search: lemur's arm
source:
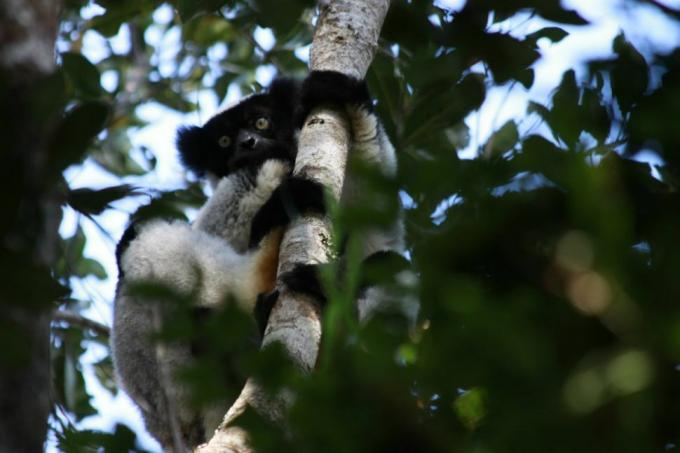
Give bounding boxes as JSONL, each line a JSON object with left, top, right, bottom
{"left": 248, "top": 70, "right": 379, "bottom": 248}
{"left": 249, "top": 71, "right": 406, "bottom": 310}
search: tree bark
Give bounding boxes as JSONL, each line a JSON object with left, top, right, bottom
{"left": 197, "top": 1, "right": 390, "bottom": 451}
{"left": 0, "top": 1, "right": 62, "bottom": 452}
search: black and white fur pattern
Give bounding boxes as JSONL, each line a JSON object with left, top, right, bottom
{"left": 111, "top": 71, "right": 413, "bottom": 451}
{"left": 112, "top": 160, "right": 290, "bottom": 450}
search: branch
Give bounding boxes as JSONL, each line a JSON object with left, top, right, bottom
{"left": 52, "top": 310, "right": 110, "bottom": 337}
{"left": 197, "top": 1, "right": 390, "bottom": 451}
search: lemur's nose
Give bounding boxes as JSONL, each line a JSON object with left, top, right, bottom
{"left": 238, "top": 132, "right": 257, "bottom": 149}
{"left": 242, "top": 137, "right": 256, "bottom": 148}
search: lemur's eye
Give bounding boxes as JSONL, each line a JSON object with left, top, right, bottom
{"left": 218, "top": 135, "right": 231, "bottom": 148}
{"left": 254, "top": 117, "right": 270, "bottom": 130}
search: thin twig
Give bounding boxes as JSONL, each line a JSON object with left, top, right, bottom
{"left": 52, "top": 310, "right": 110, "bottom": 337}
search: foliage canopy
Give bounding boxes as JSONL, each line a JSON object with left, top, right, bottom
{"left": 4, "top": 0, "right": 680, "bottom": 451}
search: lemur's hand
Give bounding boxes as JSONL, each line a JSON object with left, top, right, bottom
{"left": 248, "top": 176, "right": 326, "bottom": 248}
{"left": 297, "top": 70, "right": 372, "bottom": 126}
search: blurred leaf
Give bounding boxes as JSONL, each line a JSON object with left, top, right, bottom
{"left": 453, "top": 387, "right": 487, "bottom": 431}
{"left": 182, "top": 14, "right": 236, "bottom": 46}
{"left": 175, "top": 0, "right": 226, "bottom": 21}
{"left": 88, "top": 3, "right": 146, "bottom": 37}
{"left": 67, "top": 184, "right": 140, "bottom": 215}
{"left": 611, "top": 32, "right": 649, "bottom": 113}
{"left": 93, "top": 356, "right": 117, "bottom": 396}
{"left": 549, "top": 69, "right": 581, "bottom": 146}
{"left": 77, "top": 258, "right": 108, "bottom": 280}
{"left": 486, "top": 120, "right": 519, "bottom": 156}
{"left": 367, "top": 53, "right": 405, "bottom": 140}
{"left": 250, "top": 0, "right": 311, "bottom": 34}
{"left": 56, "top": 226, "right": 108, "bottom": 280}
{"left": 52, "top": 326, "right": 96, "bottom": 421}
{"left": 61, "top": 52, "right": 103, "bottom": 99}
{"left": 148, "top": 79, "right": 196, "bottom": 112}
{"left": 581, "top": 87, "right": 610, "bottom": 143}
{"left": 382, "top": 1, "right": 437, "bottom": 52}
{"left": 47, "top": 101, "right": 111, "bottom": 180}
{"left": 516, "top": 134, "right": 574, "bottom": 188}
{"left": 128, "top": 185, "right": 206, "bottom": 225}
{"left": 57, "top": 423, "right": 149, "bottom": 453}
{"left": 526, "top": 26, "right": 569, "bottom": 46}
{"left": 90, "top": 129, "right": 148, "bottom": 177}
{"left": 405, "top": 73, "right": 485, "bottom": 148}
{"left": 214, "top": 71, "right": 239, "bottom": 103}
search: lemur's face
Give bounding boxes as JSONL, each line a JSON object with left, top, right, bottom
{"left": 176, "top": 78, "right": 300, "bottom": 178}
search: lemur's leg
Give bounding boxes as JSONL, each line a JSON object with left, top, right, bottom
{"left": 252, "top": 72, "right": 410, "bottom": 323}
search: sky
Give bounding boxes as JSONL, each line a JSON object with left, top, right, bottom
{"left": 53, "top": 1, "right": 680, "bottom": 451}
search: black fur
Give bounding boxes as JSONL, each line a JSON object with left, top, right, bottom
{"left": 280, "top": 264, "right": 328, "bottom": 305}
{"left": 248, "top": 176, "right": 327, "bottom": 248}
{"left": 176, "top": 78, "right": 301, "bottom": 178}
{"left": 278, "top": 251, "right": 411, "bottom": 305}
{"left": 115, "top": 222, "right": 140, "bottom": 276}
{"left": 297, "top": 70, "right": 372, "bottom": 127}
{"left": 254, "top": 290, "right": 279, "bottom": 338}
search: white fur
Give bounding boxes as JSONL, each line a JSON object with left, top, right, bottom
{"left": 113, "top": 159, "right": 291, "bottom": 450}
{"left": 194, "top": 160, "right": 291, "bottom": 252}
{"left": 121, "top": 220, "right": 259, "bottom": 311}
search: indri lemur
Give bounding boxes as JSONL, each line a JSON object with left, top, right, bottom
{"left": 111, "top": 71, "right": 407, "bottom": 450}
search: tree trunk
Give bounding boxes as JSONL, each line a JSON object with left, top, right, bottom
{"left": 197, "top": 1, "right": 390, "bottom": 451}
{"left": 0, "top": 1, "right": 63, "bottom": 452}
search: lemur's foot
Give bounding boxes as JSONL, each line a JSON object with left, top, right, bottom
{"left": 249, "top": 176, "right": 326, "bottom": 248}
{"left": 298, "top": 70, "right": 372, "bottom": 126}
{"left": 254, "top": 290, "right": 279, "bottom": 338}
{"left": 280, "top": 264, "right": 328, "bottom": 305}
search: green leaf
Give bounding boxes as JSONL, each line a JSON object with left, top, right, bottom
{"left": 214, "top": 72, "right": 239, "bottom": 104}
{"left": 535, "top": 5, "right": 588, "bottom": 25}
{"left": 527, "top": 101, "right": 550, "bottom": 123}
{"left": 250, "top": 0, "right": 310, "bottom": 34}
{"left": 90, "top": 128, "right": 148, "bottom": 177}
{"left": 61, "top": 52, "right": 102, "bottom": 99}
{"left": 47, "top": 101, "right": 111, "bottom": 180}
{"left": 175, "top": 0, "right": 226, "bottom": 22}
{"left": 516, "top": 134, "right": 572, "bottom": 187}
{"left": 76, "top": 258, "right": 108, "bottom": 280}
{"left": 182, "top": 14, "right": 236, "bottom": 46}
{"left": 611, "top": 32, "right": 649, "bottom": 112}
{"left": 549, "top": 69, "right": 581, "bottom": 146}
{"left": 93, "top": 356, "right": 117, "bottom": 396}
{"left": 405, "top": 73, "right": 485, "bottom": 148}
{"left": 453, "top": 387, "right": 487, "bottom": 431}
{"left": 67, "top": 184, "right": 140, "bottom": 216}
{"left": 367, "top": 53, "right": 404, "bottom": 140}
{"left": 128, "top": 185, "right": 207, "bottom": 225}
{"left": 52, "top": 326, "right": 97, "bottom": 421}
{"left": 88, "top": 3, "right": 147, "bottom": 37}
{"left": 148, "top": 80, "right": 196, "bottom": 112}
{"left": 486, "top": 120, "right": 519, "bottom": 156}
{"left": 581, "top": 88, "right": 610, "bottom": 142}
{"left": 57, "top": 424, "right": 148, "bottom": 453}
{"left": 56, "top": 226, "right": 107, "bottom": 280}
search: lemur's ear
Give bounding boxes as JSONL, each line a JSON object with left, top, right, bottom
{"left": 177, "top": 125, "right": 208, "bottom": 176}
